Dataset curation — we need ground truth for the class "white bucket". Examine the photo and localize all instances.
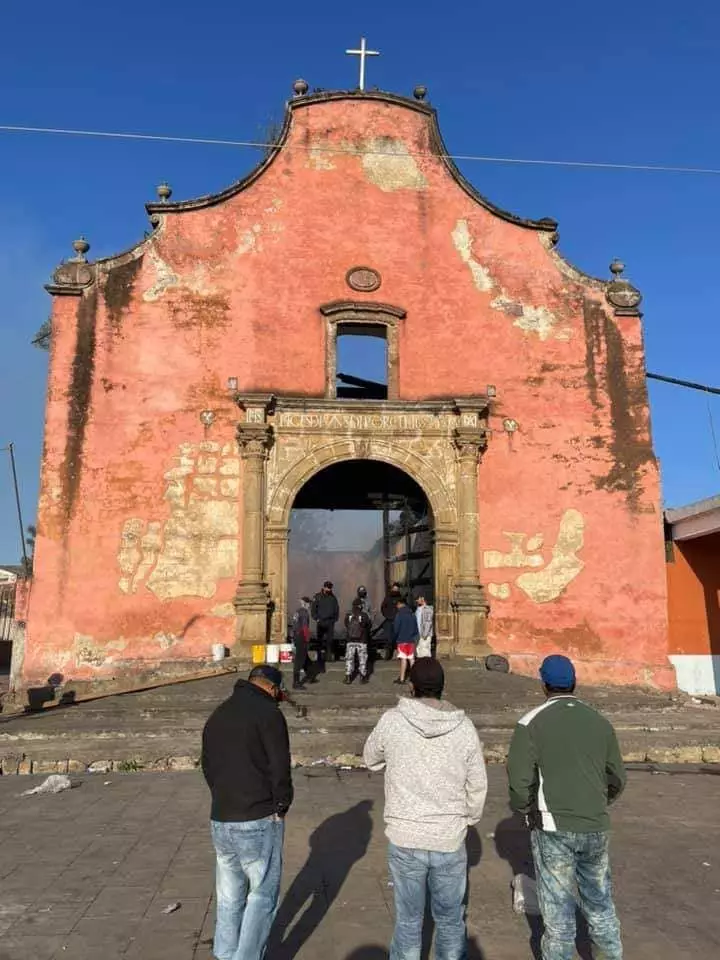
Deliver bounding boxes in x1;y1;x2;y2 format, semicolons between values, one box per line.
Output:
211;643;226;662
279;644;294;664
265;644;280;664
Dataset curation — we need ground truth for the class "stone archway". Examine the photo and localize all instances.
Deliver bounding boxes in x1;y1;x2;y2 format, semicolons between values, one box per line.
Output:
234;394;491;656
266;439;457;648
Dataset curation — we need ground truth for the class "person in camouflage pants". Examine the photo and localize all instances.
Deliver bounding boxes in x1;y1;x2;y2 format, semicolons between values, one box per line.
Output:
344;599;371;684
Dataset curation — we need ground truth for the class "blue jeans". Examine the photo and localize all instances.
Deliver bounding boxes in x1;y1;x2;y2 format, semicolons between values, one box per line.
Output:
210;816;284;960
531;830;622;960
387;841;468;960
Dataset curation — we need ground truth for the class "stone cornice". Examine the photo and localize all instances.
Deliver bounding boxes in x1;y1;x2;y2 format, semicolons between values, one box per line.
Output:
319;300;407;320
234;393;491;417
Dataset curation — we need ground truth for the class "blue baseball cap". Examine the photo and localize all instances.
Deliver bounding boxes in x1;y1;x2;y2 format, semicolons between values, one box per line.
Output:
539;654;576;689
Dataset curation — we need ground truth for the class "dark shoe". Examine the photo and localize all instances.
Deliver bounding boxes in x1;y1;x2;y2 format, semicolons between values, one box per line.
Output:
360;675;369;684
343;676;353;685
392;678;403;685
292;681;305;690
308;675;319;684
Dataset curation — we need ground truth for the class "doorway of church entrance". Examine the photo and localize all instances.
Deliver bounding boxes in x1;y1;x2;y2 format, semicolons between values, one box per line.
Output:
287;459;434;659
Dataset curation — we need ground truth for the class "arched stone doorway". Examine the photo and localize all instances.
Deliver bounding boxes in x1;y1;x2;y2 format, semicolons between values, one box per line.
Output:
287;458;435;644
233;394;491;656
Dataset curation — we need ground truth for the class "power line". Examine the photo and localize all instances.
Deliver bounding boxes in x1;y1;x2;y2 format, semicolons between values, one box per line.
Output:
647;372;720;396
2;123;720;176
647;372;720;476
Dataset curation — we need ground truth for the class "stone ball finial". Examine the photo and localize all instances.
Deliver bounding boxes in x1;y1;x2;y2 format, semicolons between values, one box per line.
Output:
72;237;90;262
293;78;309;96
606;258;642;313
157;182;172;202
413;84;428;101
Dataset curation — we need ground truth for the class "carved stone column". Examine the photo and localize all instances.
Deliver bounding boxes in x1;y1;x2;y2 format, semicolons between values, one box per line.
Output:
265;522;290;643
234;422;273;651
452;427;490;654
432;523;458;657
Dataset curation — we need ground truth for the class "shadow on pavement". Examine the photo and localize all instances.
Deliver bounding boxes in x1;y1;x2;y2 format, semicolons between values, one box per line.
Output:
343;950;388;959
269;800;374;959
494;813;592;960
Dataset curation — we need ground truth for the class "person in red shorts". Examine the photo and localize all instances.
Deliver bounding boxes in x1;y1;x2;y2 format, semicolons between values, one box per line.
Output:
392;595;419;685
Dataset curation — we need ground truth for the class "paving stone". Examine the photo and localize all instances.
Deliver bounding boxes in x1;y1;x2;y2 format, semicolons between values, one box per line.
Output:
56;916;136;957
7;901;88;936
0;934;65;959
84;885;156;919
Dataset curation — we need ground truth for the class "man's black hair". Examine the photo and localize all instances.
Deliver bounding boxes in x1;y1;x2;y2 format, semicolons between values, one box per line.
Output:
409;659;444;699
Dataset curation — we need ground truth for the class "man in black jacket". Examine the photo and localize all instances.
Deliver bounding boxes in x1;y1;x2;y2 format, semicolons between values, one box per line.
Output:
202;665;293;960
311;580;340;665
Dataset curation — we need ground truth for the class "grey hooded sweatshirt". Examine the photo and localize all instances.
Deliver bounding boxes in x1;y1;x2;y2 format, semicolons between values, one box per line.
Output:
363;697;488;852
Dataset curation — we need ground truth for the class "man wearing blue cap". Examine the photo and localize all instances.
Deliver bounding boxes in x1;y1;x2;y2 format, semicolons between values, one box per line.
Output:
507;654;626;960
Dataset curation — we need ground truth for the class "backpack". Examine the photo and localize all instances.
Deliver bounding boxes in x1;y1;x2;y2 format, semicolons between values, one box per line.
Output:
348;614;366;641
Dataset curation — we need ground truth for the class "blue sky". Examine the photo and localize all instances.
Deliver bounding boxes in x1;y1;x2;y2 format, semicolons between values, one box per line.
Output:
1;1;719;562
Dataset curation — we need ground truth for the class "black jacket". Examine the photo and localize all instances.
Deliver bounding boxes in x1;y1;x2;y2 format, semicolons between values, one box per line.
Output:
311;591;340;623
381;592;402;622
201;680;293;822
344;610;371;643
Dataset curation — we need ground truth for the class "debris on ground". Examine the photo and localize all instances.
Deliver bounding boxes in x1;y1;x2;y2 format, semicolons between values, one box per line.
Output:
512;873;540;916
20;774;72;797
161;902;181;914
485;654;510;674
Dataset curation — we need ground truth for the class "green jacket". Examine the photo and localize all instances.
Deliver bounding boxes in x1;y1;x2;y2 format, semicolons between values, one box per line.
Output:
507;695;626;833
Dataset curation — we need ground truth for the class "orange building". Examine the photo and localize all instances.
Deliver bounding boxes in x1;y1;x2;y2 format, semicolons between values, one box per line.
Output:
18;83;671;692
666;496;720;695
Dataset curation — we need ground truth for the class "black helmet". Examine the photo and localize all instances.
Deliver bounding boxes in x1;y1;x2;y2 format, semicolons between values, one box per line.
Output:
357;585;367;597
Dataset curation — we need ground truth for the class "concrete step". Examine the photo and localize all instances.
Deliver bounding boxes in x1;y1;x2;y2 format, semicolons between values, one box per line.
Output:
1;661;718;774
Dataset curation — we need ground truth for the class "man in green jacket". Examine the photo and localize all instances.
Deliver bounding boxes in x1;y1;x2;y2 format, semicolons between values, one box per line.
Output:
507;654;626;960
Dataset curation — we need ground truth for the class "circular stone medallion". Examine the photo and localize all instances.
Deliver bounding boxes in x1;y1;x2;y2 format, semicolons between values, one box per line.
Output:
346;266;381;293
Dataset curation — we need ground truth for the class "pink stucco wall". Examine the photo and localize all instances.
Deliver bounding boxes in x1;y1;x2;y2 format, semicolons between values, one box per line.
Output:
24;91;670;689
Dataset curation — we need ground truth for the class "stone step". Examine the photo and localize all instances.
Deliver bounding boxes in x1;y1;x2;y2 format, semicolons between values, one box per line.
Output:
1;661;717;774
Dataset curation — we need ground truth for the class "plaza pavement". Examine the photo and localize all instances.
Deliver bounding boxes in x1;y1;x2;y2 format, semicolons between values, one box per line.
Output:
0;764;718;959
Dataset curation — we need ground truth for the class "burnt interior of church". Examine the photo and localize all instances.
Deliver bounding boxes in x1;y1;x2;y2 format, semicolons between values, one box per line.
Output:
289;460;434;630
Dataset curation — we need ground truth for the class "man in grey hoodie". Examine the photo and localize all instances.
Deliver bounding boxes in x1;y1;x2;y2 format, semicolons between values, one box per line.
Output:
363;659;487;960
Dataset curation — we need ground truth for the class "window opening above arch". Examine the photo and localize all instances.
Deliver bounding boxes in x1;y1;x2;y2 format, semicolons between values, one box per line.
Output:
336;322;388;400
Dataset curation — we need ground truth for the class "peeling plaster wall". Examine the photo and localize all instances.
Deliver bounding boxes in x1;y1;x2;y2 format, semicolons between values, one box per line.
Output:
26;96;668;688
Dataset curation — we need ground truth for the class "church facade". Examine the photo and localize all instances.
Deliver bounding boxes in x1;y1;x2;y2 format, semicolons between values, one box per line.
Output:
20;84;672;690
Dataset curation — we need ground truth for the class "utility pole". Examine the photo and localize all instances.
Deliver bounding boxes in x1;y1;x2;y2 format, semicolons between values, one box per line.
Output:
3;443;29;573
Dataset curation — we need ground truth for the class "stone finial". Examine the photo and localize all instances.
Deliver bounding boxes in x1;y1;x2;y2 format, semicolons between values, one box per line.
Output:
46;237;94;295
293;78;309;96
157;182;172;202
606;259;642;314
413;85;428;101
71;237;90;262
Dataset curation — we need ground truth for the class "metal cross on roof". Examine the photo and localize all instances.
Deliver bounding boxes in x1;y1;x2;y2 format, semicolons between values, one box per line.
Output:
345;37;379;92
